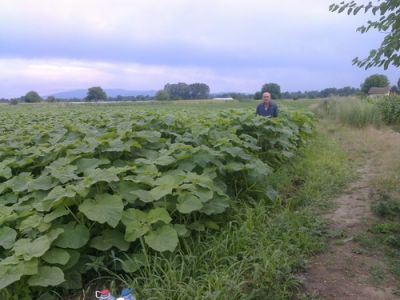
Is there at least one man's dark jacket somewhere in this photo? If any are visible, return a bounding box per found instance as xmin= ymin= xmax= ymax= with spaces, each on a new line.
xmin=256 ymin=102 xmax=278 ymax=117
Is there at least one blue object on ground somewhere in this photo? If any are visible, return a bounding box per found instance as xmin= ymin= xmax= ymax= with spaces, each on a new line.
xmin=119 ymin=288 xmax=136 ymax=300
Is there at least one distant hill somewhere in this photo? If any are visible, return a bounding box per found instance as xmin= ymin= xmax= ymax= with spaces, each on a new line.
xmin=50 ymin=89 xmax=156 ymax=99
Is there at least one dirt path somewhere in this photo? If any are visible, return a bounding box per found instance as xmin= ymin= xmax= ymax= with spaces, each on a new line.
xmin=302 ymin=160 xmax=399 ymax=299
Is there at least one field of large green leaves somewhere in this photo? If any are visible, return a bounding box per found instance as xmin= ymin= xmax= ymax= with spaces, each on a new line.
xmin=0 ymin=101 xmax=315 ymax=299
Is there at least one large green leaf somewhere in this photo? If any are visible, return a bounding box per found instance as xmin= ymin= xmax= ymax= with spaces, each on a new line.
xmin=28 ymin=175 xmax=57 ymax=191
xmin=185 ymin=172 xmax=214 ymax=189
xmin=76 ymin=158 xmax=110 ymax=174
xmin=130 ymin=189 xmax=154 ymax=203
xmin=200 ymin=196 xmax=230 ymax=215
xmin=84 ymin=167 xmax=120 ymax=186
xmin=53 ymin=222 xmax=89 ymax=249
xmin=134 ymin=130 xmax=161 ymax=143
xmin=147 ymin=207 xmax=172 ymax=224
xmin=79 ymin=194 xmax=123 ymax=228
xmin=43 ymin=207 xmax=69 ymax=223
xmin=90 ymin=229 xmax=129 ymax=251
xmin=117 ymin=181 xmax=140 ymax=203
xmin=62 ymin=250 xmax=80 ymax=270
xmin=51 ymin=165 xmax=79 ymax=184
xmin=144 ymin=224 xmax=178 ymax=252
xmin=154 ymin=174 xmax=182 ymax=187
xmin=192 ymin=187 xmax=214 ymax=202
xmin=28 ymin=266 xmax=65 ymax=287
xmin=123 ymin=209 xmax=150 ymax=242
xmin=14 ymin=229 xmax=64 ymax=260
xmin=150 ymin=185 xmax=173 ymax=200
xmin=176 ymin=192 xmax=203 ymax=214
xmin=0 ymin=166 xmax=12 ymax=179
xmin=154 ymin=155 xmax=176 ymax=166
xmin=0 ymin=193 xmax=18 ymax=205
xmin=19 ymin=214 xmax=43 ymax=232
xmin=174 ymin=224 xmax=189 ymax=237
xmin=37 ymin=186 xmax=76 ymax=211
xmin=105 ymin=138 xmax=129 ymax=152
xmin=0 ymin=226 xmax=17 ymax=249
xmin=9 ymin=172 xmax=32 ymax=192
xmin=44 ymin=185 xmax=76 ymax=203
xmin=0 ymin=258 xmax=38 ymax=289
xmin=42 ymin=248 xmax=71 ymax=265
xmin=72 ymin=181 xmax=90 ymax=197
xmin=0 ymin=205 xmax=15 ymax=225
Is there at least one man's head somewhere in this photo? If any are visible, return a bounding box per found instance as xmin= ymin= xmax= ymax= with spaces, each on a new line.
xmin=262 ymin=92 xmax=271 ymax=105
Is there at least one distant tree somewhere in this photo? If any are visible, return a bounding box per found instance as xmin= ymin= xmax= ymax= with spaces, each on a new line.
xmin=9 ymin=98 xmax=19 ymax=105
xmin=261 ymin=83 xmax=281 ymax=99
xmin=164 ymin=83 xmax=189 ymax=100
xmin=330 ymin=1 xmax=400 ymax=69
xmin=155 ymin=90 xmax=170 ymax=101
xmin=320 ymin=88 xmax=338 ymax=98
xmin=254 ymin=91 xmax=262 ymax=100
xmin=361 ymin=74 xmax=390 ymax=94
xmin=46 ymin=96 xmax=57 ymax=103
xmin=23 ymin=91 xmax=42 ymax=103
xmin=398 ymin=78 xmax=400 ymax=90
xmin=85 ymin=86 xmax=107 ymax=101
xmin=163 ymin=82 xmax=210 ymax=100
xmin=188 ymin=83 xmax=210 ymax=99
xmin=391 ymin=85 xmax=399 ymax=94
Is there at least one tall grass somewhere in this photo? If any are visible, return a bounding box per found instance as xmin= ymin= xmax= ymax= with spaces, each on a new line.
xmin=378 ymin=95 xmax=400 ymax=125
xmin=314 ymin=97 xmax=383 ymax=127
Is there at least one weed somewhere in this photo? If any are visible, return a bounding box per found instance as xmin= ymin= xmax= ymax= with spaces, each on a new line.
xmin=369 ymin=265 xmax=385 ymax=286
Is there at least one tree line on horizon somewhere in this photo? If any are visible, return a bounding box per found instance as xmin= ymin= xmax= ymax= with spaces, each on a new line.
xmin=1 ymin=74 xmax=399 ymax=104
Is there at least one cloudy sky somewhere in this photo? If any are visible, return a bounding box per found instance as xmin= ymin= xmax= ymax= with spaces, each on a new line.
xmin=0 ymin=0 xmax=397 ymax=97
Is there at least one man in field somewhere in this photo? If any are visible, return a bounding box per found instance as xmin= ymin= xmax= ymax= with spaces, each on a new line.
xmin=256 ymin=92 xmax=278 ymax=117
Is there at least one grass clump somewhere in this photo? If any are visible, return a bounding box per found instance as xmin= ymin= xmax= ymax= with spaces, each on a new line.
xmin=315 ymin=97 xmax=383 ymax=128
xmin=371 ymin=192 xmax=400 ymax=220
xmin=315 ymin=95 xmax=400 ymax=128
